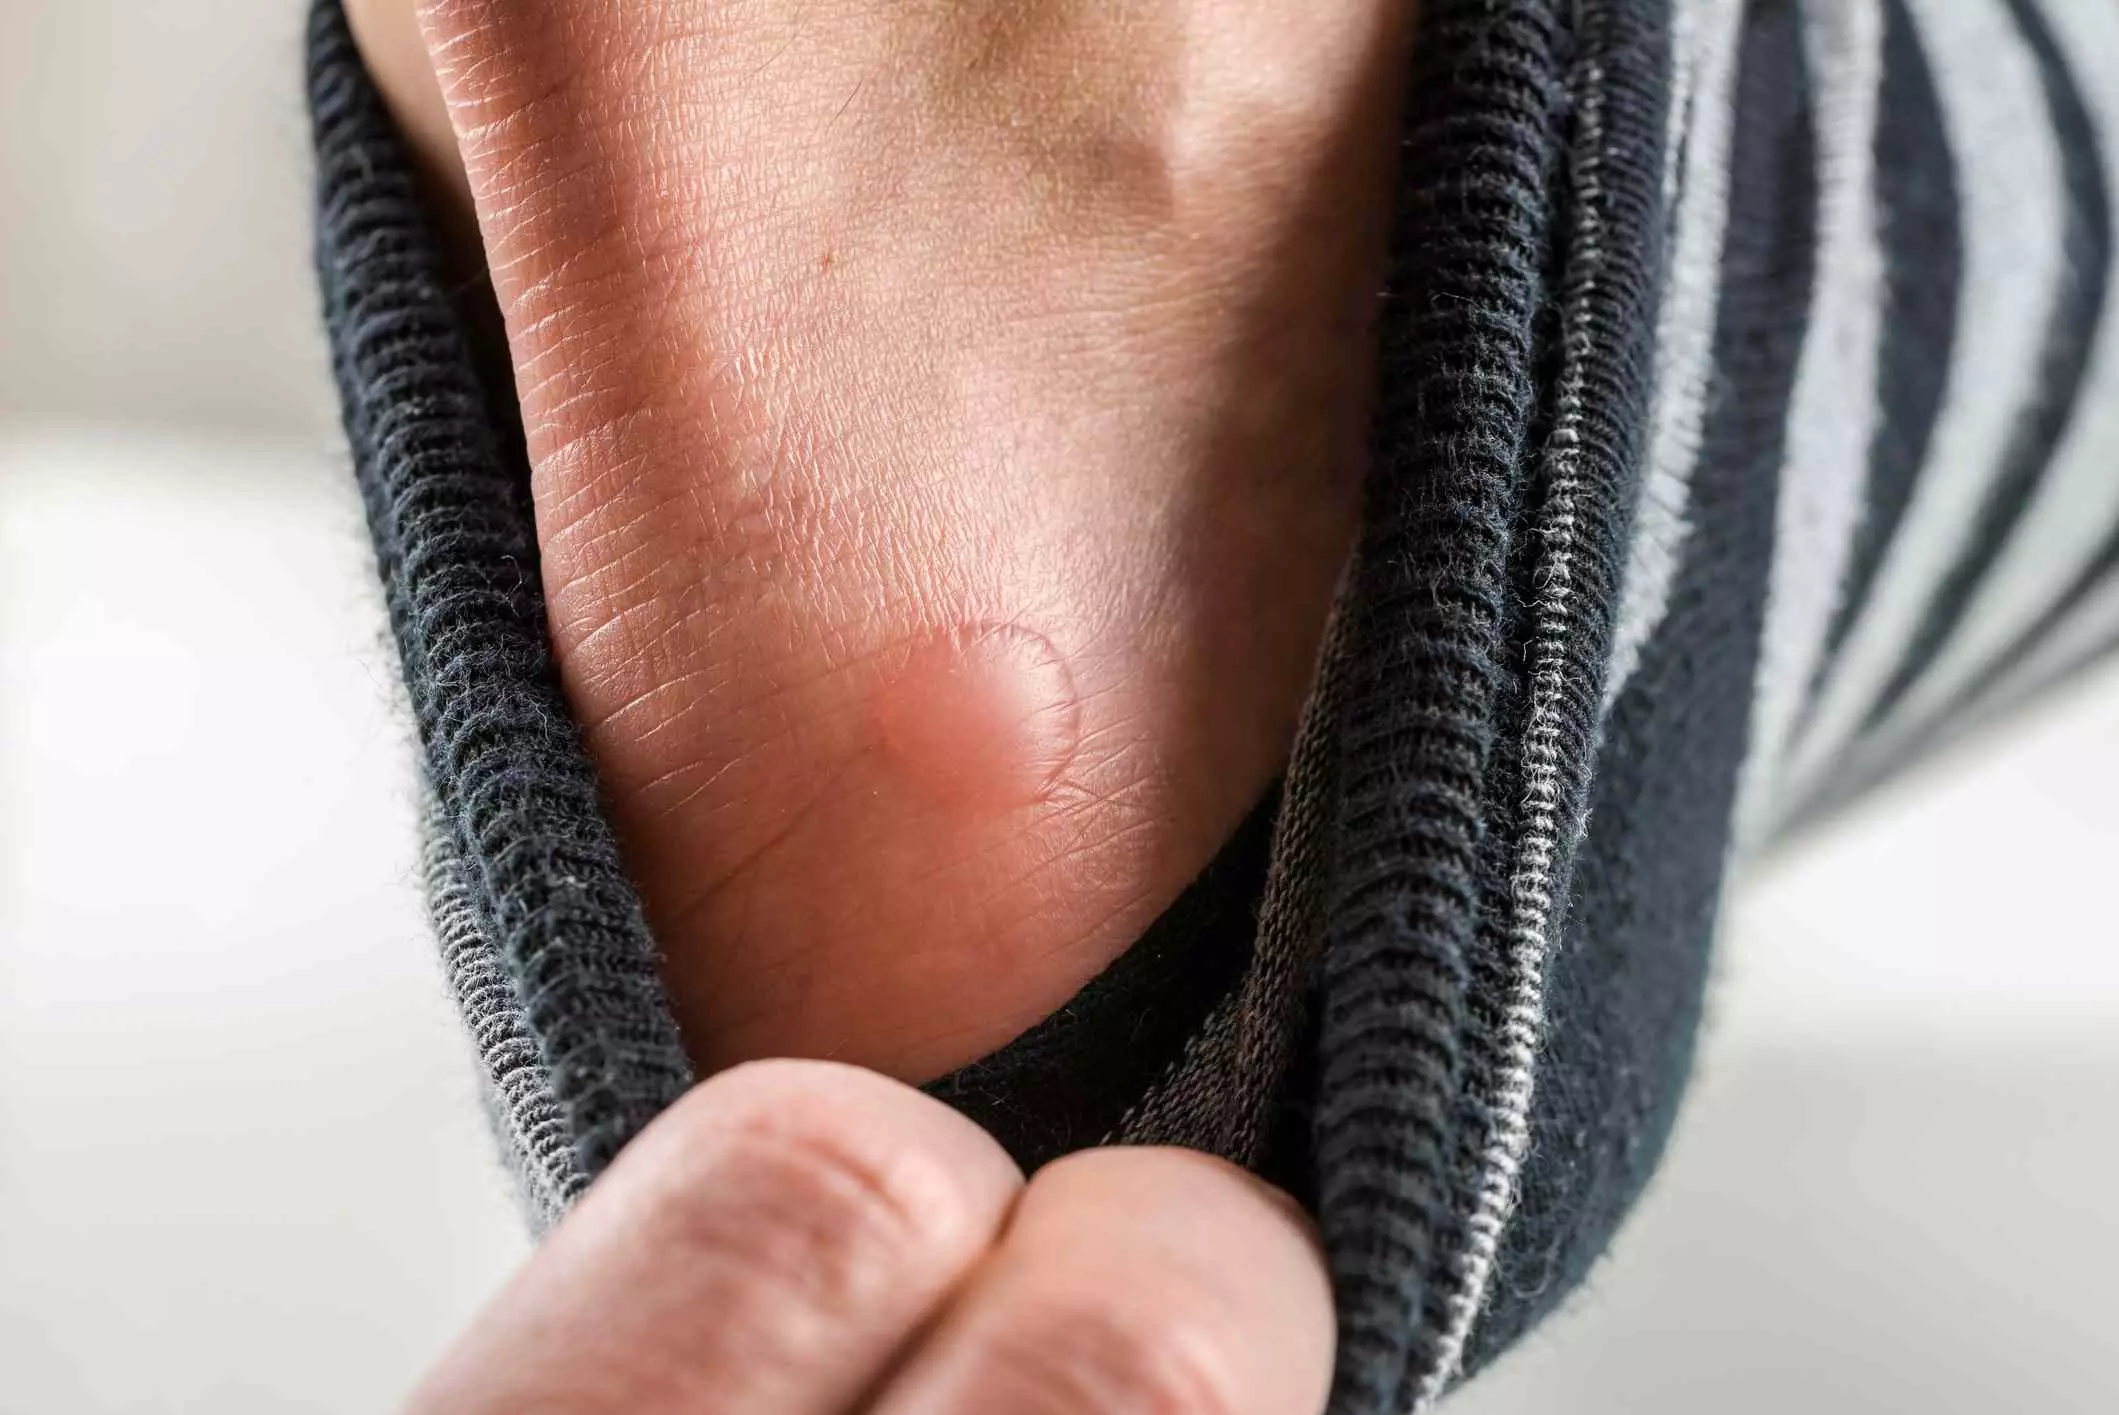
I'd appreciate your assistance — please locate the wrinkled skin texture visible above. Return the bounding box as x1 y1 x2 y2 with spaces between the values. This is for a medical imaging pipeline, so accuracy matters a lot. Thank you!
348 3 1403 1407
348 0 1403 1085
406 1062 1335 1415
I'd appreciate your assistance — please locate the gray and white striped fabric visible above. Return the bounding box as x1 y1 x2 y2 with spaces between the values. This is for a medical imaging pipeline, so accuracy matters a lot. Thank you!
1354 0 2119 1396
307 0 2119 1410
1732 0 2119 831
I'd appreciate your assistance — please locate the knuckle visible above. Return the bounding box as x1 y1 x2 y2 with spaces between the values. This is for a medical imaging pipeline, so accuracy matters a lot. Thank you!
965 1290 1243 1415
642 1064 985 1311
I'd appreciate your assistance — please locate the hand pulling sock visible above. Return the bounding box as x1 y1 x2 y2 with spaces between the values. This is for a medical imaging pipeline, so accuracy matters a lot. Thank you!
307 0 2119 1407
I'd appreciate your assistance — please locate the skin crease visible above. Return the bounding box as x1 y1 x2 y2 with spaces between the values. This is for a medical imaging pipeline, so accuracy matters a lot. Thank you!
344 7 1373 1409
403 1063 1336 1415
346 0 1408 1084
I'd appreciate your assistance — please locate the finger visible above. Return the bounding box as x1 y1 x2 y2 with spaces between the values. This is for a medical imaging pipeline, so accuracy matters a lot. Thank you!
404 1059 1024 1415
867 1147 1334 1415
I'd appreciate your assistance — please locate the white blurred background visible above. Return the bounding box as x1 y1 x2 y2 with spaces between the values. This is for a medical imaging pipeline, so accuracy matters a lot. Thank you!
1 2 2114 1411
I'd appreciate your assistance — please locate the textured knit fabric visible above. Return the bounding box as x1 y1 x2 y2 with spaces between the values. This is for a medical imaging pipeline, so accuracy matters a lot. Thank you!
307 0 2119 1408
309 2 693 1184
1467 0 1812 1368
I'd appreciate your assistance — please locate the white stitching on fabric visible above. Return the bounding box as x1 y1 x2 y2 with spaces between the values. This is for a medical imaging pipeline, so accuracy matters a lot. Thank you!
1419 6 1746 1402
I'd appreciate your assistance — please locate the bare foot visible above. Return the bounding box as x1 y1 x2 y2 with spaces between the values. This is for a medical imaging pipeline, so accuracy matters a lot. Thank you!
348 0 1406 1083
